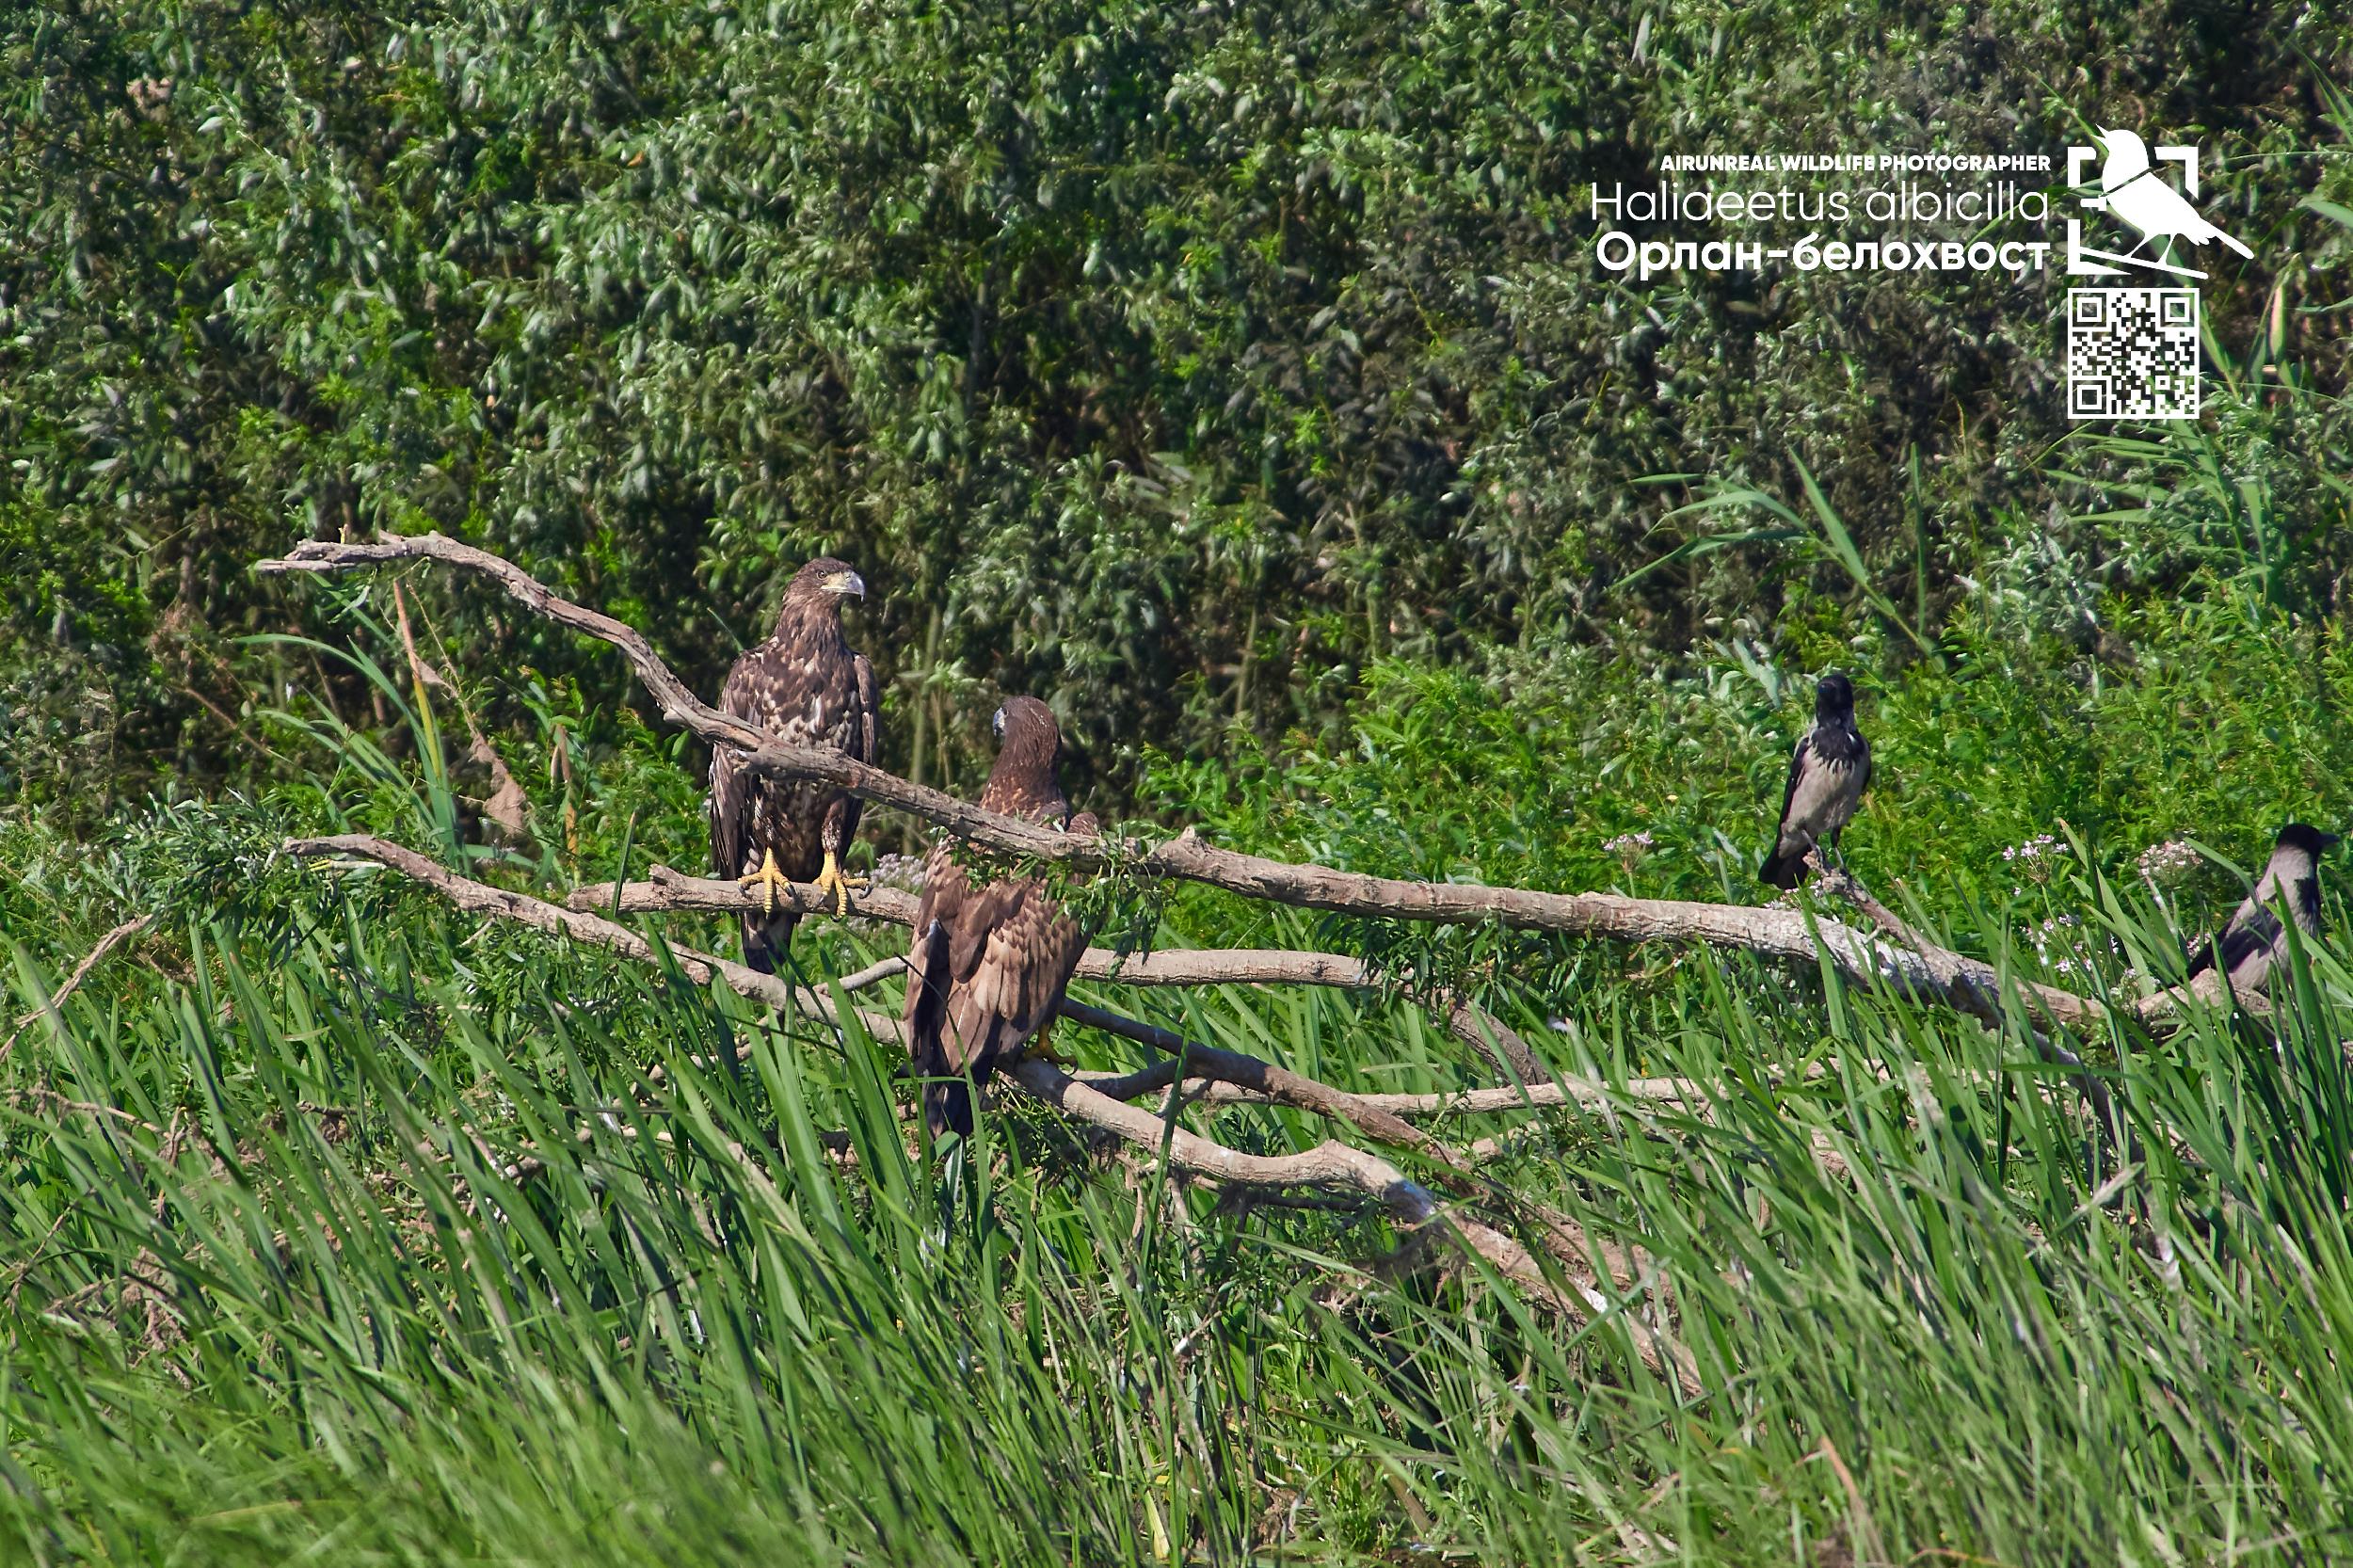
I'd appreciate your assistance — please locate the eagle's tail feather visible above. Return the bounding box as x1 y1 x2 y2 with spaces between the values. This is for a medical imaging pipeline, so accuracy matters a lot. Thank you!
741 914 795 974
923 1079 975 1140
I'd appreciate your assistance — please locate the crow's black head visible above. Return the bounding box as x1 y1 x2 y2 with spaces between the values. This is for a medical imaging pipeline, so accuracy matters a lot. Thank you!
2277 824 2342 857
1814 672 1855 719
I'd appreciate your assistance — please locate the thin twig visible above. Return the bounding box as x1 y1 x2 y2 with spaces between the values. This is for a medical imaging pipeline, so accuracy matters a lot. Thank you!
5 914 159 1059
837 954 909 992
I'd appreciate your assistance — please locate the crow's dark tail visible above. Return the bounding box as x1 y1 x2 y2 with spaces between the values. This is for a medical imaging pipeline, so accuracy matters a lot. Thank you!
1758 840 1810 890
923 1079 974 1139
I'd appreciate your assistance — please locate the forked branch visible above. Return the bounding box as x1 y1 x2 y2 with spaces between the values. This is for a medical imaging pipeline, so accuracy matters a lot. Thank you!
1007 1059 1700 1396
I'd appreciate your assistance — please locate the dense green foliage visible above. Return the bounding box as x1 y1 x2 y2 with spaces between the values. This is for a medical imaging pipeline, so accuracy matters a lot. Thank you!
8 0 2353 813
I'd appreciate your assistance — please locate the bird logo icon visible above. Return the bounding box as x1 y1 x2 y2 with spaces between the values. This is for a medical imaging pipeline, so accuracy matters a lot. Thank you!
2071 129 2250 279
2093 128 2252 259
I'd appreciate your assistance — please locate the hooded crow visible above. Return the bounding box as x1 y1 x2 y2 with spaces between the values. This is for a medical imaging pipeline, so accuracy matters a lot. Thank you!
1759 672 1872 890
2185 823 2339 995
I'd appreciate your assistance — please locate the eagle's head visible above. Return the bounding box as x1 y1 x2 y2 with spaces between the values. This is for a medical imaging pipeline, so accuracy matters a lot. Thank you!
786 556 867 605
991 695 1058 752
984 696 1071 819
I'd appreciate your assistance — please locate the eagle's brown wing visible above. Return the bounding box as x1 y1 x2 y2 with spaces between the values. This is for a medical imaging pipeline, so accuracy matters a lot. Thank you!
708 655 764 898
904 846 1086 1137
904 846 969 1096
825 651 880 857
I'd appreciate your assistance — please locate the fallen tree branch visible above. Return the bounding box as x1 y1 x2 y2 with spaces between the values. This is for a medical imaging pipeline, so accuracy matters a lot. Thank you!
261 536 2105 1036
298 828 1694 1365
575 868 1556 1081
573 866 923 927
1005 1058 1700 1396
1079 1065 1711 1116
1054 1037 1481 1181
280 835 901 1042
1817 871 2119 1141
2134 966 2268 1021
298 836 1399 1109
1440 996 1551 1084
570 867 1378 987
297 831 1690 1357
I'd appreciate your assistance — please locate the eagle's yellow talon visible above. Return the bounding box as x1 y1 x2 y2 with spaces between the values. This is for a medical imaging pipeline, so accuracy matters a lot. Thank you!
812 849 869 918
1021 1027 1072 1069
738 847 791 917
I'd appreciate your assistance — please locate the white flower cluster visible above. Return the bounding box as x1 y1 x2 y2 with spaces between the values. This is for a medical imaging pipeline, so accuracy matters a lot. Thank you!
2002 834 2066 889
2137 840 2200 887
2027 912 2121 977
1604 829 1655 865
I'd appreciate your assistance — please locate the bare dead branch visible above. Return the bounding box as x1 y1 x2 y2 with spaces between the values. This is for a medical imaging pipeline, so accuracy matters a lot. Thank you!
294 837 1399 1121
572 866 924 927
1440 995 1550 1081
2134 966 2269 1021
259 535 2104 1036
292 830 1690 1356
1046 1034 1670 1308
280 835 901 1041
837 954 909 992
1004 1058 1700 1396
573 869 1551 1080
570 867 1378 986
1817 870 2120 1139
1079 1064 1722 1116
1055 1036 1477 1177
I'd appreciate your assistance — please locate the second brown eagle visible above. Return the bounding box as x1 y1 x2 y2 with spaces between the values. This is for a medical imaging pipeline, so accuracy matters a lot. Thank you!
903 696 1096 1138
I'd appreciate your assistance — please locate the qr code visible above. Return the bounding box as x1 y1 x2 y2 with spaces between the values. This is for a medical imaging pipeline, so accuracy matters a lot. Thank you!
2068 288 2200 420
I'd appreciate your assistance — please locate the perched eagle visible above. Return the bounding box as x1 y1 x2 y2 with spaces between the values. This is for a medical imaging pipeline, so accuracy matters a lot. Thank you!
903 696 1096 1138
1760 672 1872 890
2185 823 2338 996
708 556 879 972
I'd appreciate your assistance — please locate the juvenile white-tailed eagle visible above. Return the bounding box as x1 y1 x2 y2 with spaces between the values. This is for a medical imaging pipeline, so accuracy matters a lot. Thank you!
709 556 878 972
903 696 1096 1137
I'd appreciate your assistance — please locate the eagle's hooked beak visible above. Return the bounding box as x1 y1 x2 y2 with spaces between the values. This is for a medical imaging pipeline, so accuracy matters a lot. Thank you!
990 704 1006 742
825 568 867 600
